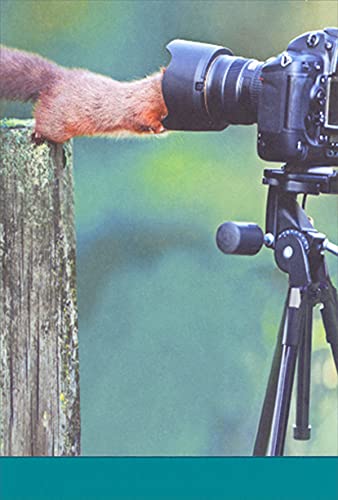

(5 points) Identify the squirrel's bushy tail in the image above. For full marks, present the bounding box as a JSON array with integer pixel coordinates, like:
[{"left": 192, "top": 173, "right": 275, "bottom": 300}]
[{"left": 0, "top": 46, "right": 61, "bottom": 102}]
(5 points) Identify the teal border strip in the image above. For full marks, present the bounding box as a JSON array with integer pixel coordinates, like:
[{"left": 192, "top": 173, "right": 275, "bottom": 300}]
[{"left": 1, "top": 457, "right": 337, "bottom": 499}]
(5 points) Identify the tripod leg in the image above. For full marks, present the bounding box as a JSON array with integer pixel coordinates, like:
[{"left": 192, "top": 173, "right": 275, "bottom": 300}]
[
  {"left": 269, "top": 343, "right": 298, "bottom": 456},
  {"left": 329, "top": 343, "right": 338, "bottom": 372},
  {"left": 267, "top": 288, "right": 307, "bottom": 456},
  {"left": 253, "top": 293, "right": 288, "bottom": 456},
  {"left": 321, "top": 279, "right": 338, "bottom": 373},
  {"left": 293, "top": 304, "right": 312, "bottom": 440}
]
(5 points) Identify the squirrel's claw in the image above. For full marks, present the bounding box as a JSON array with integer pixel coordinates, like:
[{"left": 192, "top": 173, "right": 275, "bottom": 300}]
[
  {"left": 150, "top": 122, "right": 166, "bottom": 134},
  {"left": 31, "top": 131, "right": 46, "bottom": 145},
  {"left": 136, "top": 121, "right": 166, "bottom": 135}
]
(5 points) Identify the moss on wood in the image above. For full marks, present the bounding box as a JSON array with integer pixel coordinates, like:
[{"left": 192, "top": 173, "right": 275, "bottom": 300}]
[{"left": 0, "top": 119, "right": 80, "bottom": 456}]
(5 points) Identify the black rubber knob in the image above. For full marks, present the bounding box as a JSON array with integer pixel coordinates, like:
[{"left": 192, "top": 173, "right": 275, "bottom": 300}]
[{"left": 216, "top": 222, "right": 264, "bottom": 255}]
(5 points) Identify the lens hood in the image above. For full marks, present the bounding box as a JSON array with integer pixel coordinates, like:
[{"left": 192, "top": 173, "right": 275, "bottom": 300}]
[{"left": 162, "top": 39, "right": 232, "bottom": 130}]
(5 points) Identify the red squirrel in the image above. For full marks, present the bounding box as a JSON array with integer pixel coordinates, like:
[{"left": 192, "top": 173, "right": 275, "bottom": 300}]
[{"left": 0, "top": 46, "right": 168, "bottom": 143}]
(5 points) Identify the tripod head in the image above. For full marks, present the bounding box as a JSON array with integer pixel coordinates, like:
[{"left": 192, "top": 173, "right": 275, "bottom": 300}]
[
  {"left": 216, "top": 165, "right": 338, "bottom": 261},
  {"left": 263, "top": 165, "right": 338, "bottom": 195}
]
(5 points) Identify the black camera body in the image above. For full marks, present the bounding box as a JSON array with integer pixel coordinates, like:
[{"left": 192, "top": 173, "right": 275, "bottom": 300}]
[
  {"left": 162, "top": 28, "right": 338, "bottom": 167},
  {"left": 258, "top": 28, "right": 337, "bottom": 165}
]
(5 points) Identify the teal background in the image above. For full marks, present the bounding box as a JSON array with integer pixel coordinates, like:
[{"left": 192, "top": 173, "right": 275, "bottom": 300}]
[
  {"left": 1, "top": 457, "right": 338, "bottom": 499},
  {"left": 0, "top": 1, "right": 337, "bottom": 457}
]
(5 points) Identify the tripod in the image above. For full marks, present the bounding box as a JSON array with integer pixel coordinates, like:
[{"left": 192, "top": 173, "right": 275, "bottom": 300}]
[{"left": 216, "top": 165, "right": 338, "bottom": 456}]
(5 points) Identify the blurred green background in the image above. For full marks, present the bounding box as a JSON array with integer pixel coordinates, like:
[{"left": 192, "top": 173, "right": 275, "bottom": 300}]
[{"left": 1, "top": 0, "right": 337, "bottom": 456}]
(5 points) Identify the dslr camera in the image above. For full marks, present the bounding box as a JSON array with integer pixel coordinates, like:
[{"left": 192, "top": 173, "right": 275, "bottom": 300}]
[{"left": 162, "top": 27, "right": 338, "bottom": 167}]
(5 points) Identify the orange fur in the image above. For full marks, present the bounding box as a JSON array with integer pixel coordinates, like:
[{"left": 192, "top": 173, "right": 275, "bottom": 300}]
[{"left": 0, "top": 46, "right": 168, "bottom": 143}]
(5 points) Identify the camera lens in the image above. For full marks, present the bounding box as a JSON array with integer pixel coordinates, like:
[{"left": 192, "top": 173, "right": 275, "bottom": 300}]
[
  {"left": 205, "top": 55, "right": 263, "bottom": 125},
  {"left": 162, "top": 39, "right": 264, "bottom": 131}
]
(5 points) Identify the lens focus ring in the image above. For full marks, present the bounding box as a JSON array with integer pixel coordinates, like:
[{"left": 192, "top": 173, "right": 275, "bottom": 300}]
[{"left": 205, "top": 55, "right": 263, "bottom": 125}]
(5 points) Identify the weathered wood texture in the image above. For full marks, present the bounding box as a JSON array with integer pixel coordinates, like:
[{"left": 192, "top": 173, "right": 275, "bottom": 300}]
[{"left": 0, "top": 120, "right": 80, "bottom": 456}]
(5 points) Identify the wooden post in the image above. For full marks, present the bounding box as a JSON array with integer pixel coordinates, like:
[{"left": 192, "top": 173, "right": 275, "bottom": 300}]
[{"left": 0, "top": 119, "right": 80, "bottom": 456}]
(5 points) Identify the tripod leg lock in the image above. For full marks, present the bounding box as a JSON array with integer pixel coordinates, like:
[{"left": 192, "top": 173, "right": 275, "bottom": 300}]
[{"left": 282, "top": 288, "right": 304, "bottom": 346}]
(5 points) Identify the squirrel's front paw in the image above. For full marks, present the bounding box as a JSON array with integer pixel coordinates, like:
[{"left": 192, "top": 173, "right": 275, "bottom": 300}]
[{"left": 134, "top": 105, "right": 167, "bottom": 135}]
